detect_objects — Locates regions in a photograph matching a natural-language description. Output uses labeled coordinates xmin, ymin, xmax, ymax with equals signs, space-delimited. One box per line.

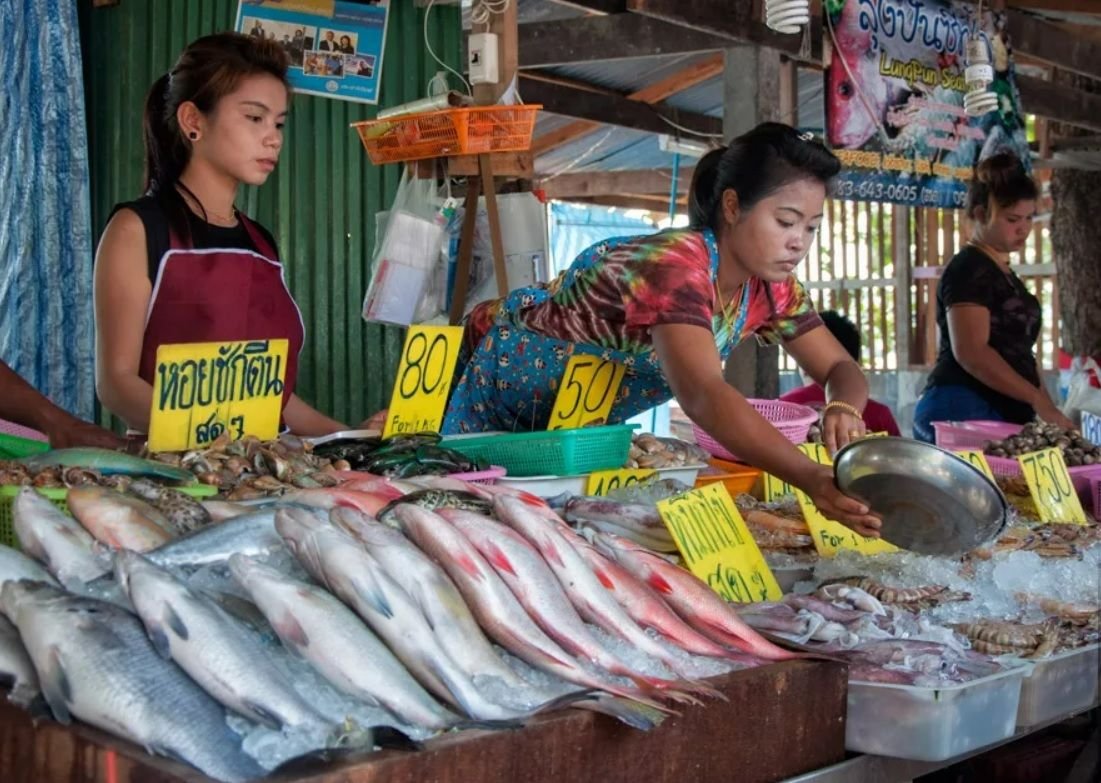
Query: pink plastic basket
xmin=1092 ymin=478 xmax=1100 ymax=517
xmin=448 ymin=466 xmax=507 ymax=485
xmin=691 ymin=399 xmax=818 ymax=462
xmin=932 ymin=420 xmax=1022 ymax=451
xmin=0 ymin=418 xmax=46 ymax=441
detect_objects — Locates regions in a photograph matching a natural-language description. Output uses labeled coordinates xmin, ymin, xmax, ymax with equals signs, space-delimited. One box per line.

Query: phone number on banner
xmin=833 ymin=178 xmax=967 ymax=208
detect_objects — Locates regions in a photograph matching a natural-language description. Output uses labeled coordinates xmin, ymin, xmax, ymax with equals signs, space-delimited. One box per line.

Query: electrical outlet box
xmin=468 ymin=32 xmax=499 ymax=85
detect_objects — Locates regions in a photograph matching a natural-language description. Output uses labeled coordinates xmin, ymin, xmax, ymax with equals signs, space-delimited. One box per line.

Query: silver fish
xmin=115 ymin=550 xmax=330 ymax=732
xmin=276 ymin=508 xmax=524 ymax=723
xmin=0 ymin=544 xmax=57 ymax=587
xmin=128 ymin=479 xmax=213 ymax=535
xmin=1 ymin=580 xmax=263 ymax=783
xmin=229 ymin=554 xmax=461 ymax=731
xmin=12 ymin=487 xmax=107 ymax=586
xmin=0 ymin=613 xmax=38 ymax=706
xmin=145 ymin=507 xmax=285 ymax=568
xmin=20 ymin=448 xmax=194 ymax=483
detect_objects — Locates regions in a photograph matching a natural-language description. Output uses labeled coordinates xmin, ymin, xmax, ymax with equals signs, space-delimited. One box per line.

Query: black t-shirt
xmin=110 ymin=195 xmax=279 ymax=282
xmin=924 ymin=246 xmax=1041 ymax=423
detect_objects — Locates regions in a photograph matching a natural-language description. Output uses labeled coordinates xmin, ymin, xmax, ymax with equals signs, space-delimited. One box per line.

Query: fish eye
xmin=839 ymin=82 xmax=853 ymax=98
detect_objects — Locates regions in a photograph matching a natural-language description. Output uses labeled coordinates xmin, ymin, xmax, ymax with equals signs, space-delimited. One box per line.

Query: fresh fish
xmin=127 ymin=479 xmax=212 ymax=534
xmin=784 ymin=594 xmax=868 ymax=625
xmin=494 ymin=495 xmax=720 ymax=691
xmin=568 ymin=532 xmax=748 ymax=662
xmin=403 ymin=475 xmax=495 ymax=501
xmin=19 ymin=448 xmax=194 ymax=483
xmin=283 ymin=488 xmax=394 ymax=518
xmin=574 ymin=518 xmax=678 ymax=553
xmin=1 ymin=580 xmax=262 ymax=783
xmin=332 ymin=508 xmax=584 ymax=709
xmin=0 ymin=613 xmax=38 ymax=705
xmin=593 ymin=531 xmax=798 ymax=661
xmin=276 ymin=508 xmax=523 ymax=723
xmin=12 ymin=487 xmax=107 ymax=585
xmin=338 ymin=477 xmax=416 ymax=498
xmin=0 ymin=544 xmax=57 ymax=587
xmin=377 ymin=489 xmax=492 ymax=526
xmin=114 ymin=550 xmax=329 ymax=732
xmin=229 ymin=554 xmax=463 ymax=732
xmin=66 ymin=487 xmax=173 ymax=552
xmin=564 ymin=497 xmax=668 ymax=536
xmin=438 ymin=508 xmax=684 ymax=690
xmin=201 ymin=500 xmax=254 ymax=522
xmin=145 ymin=507 xmax=285 ymax=568
xmin=395 ymin=503 xmax=672 ymax=723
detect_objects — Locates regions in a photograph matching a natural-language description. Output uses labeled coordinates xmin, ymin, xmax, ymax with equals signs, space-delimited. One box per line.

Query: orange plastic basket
xmin=352 ymin=105 xmax=541 ymax=164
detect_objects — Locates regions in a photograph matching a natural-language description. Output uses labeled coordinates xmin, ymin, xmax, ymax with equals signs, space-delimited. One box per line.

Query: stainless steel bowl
xmin=833 ymin=438 xmax=1008 ymax=556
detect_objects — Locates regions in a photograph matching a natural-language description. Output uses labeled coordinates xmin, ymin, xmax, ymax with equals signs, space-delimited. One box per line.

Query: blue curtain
xmin=548 ymin=201 xmax=655 ymax=275
xmin=0 ymin=0 xmax=95 ymax=419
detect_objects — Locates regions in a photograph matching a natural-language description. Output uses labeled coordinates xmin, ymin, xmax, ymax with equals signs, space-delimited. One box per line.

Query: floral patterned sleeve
xmin=755 ymin=276 xmax=823 ymax=344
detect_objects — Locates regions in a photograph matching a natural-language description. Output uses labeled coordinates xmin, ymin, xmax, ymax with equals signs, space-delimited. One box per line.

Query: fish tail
xmin=571 ymin=695 xmax=669 ymax=730
xmin=627 ymin=675 xmax=704 ymax=707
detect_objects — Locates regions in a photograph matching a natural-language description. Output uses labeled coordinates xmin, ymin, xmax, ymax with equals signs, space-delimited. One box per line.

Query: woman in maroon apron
xmin=93 ymin=33 xmax=347 ymax=436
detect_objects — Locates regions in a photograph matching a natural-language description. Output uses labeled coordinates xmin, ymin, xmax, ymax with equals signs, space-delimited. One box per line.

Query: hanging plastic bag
xmin=1062 ymin=356 xmax=1101 ymax=425
xmin=362 ymin=165 xmax=449 ymax=326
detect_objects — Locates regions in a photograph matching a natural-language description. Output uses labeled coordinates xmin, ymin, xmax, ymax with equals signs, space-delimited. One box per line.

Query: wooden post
xmin=449 ymin=178 xmax=483 ymax=325
xmin=479 ymin=153 xmax=509 ymax=297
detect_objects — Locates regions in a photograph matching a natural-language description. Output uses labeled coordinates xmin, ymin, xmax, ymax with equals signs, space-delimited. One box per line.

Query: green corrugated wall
xmin=79 ymin=0 xmax=462 ymax=428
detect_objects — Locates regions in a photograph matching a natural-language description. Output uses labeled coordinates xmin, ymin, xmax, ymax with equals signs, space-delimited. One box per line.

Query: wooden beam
xmin=538 ymin=167 xmax=695 ymax=199
xmin=519 ymin=75 xmax=723 ymax=137
xmin=544 ymin=0 xmax=627 ymax=13
xmin=626 ymin=0 xmax=822 ymax=64
xmin=518 ymin=14 xmax=730 ymax=68
xmin=1007 ymin=1 xmax=1101 ymax=12
xmin=532 ymin=54 xmax=724 ymax=157
xmin=571 ymin=195 xmax=686 ymax=212
xmin=1017 ymin=74 xmax=1101 ymax=133
xmin=1007 ymin=10 xmax=1101 ymax=80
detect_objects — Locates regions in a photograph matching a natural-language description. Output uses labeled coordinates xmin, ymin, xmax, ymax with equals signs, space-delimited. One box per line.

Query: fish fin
xmin=201 ymin=589 xmax=267 ymax=632
xmin=351 ymin=574 xmax=394 ymax=620
xmin=572 ymin=696 xmax=667 ymax=731
xmin=541 ymin=540 xmax=564 ymax=568
xmin=163 ymin=605 xmax=189 ymax=641
xmin=454 ymin=553 xmax=484 ymax=580
xmin=41 ymin=647 xmax=73 ymax=725
xmin=591 ymin=567 xmax=615 ymax=591
xmin=275 ymin=610 xmax=310 ymax=651
xmin=646 ymin=573 xmax=674 ymax=595
xmin=242 ymin=699 xmax=287 ymax=730
xmin=484 ymin=544 xmax=516 ymax=577
xmin=147 ymin=623 xmax=173 ymax=659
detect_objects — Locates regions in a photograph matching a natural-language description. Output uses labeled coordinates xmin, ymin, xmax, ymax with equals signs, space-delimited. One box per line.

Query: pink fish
xmin=283 ymin=488 xmax=393 ymax=518
xmin=592 ymin=531 xmax=799 ymax=662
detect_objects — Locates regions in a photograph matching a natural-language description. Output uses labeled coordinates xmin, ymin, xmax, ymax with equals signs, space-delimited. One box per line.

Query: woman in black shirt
xmin=913 ymin=153 xmax=1073 ymax=442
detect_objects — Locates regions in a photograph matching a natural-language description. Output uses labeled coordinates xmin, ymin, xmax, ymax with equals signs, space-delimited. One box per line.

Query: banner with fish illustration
xmin=824 ymin=0 xmax=1030 ymax=209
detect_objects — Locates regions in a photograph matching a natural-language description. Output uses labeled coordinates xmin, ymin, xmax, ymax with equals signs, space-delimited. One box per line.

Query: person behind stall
xmin=0 ymin=360 xmax=125 ymax=450
xmin=913 ymin=153 xmax=1073 ymax=442
xmin=781 ymin=310 xmax=901 ymax=436
xmin=93 ymin=33 xmax=348 ymax=436
xmin=434 ymin=123 xmax=880 ymax=535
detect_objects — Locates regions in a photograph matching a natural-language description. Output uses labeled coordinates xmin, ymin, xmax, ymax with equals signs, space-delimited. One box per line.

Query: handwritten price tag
xmin=586 ymin=468 xmax=656 ymax=497
xmin=1017 ymin=448 xmax=1088 ymax=525
xmin=657 ymin=483 xmax=781 ymax=603
xmin=763 ymin=442 xmax=828 ymax=501
xmin=148 ymin=339 xmax=288 ymax=453
xmin=548 ymin=355 xmax=625 ymax=430
xmin=383 ymin=326 xmax=463 ymax=438
xmin=955 ymin=451 xmax=996 ymax=482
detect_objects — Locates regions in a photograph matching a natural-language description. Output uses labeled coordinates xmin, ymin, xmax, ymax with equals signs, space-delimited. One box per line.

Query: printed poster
xmin=235 ymin=0 xmax=389 ymax=104
xmin=824 ymin=0 xmax=1030 ymax=208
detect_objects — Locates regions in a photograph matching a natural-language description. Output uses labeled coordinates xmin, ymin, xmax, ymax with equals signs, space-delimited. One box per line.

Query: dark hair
xmin=966 ymin=152 xmax=1038 ymax=221
xmin=818 ymin=310 xmax=861 ymax=363
xmin=689 ymin=122 xmax=841 ymax=232
xmin=142 ymin=33 xmax=290 ymax=239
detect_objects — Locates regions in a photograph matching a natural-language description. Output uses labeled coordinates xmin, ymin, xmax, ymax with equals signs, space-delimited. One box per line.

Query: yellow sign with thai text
xmin=956 ymin=451 xmax=996 ymax=482
xmin=586 ymin=468 xmax=656 ymax=497
xmin=1018 ymin=448 xmax=1088 ymax=525
xmin=147 ymin=339 xmax=288 ymax=453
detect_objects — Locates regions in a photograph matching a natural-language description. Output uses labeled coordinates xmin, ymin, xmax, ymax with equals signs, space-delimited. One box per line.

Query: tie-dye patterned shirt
xmin=493 ymin=228 xmax=822 ymax=367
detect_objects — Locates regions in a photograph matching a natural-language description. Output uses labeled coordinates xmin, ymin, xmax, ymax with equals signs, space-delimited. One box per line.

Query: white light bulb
xmin=765 ymin=0 xmax=811 ymax=35
xmin=964 ymin=39 xmax=998 ymax=117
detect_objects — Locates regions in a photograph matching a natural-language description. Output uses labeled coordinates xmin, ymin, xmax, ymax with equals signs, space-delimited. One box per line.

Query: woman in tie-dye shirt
xmin=440 ymin=123 xmax=879 ymax=536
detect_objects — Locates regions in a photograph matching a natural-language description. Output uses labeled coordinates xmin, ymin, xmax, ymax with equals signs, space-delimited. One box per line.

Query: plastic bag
xmin=362 ymin=165 xmax=449 ymax=326
xmin=1062 ymin=356 xmax=1101 ymax=424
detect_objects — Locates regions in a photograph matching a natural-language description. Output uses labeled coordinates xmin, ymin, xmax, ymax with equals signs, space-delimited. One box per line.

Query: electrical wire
xmin=424 ymin=0 xmax=471 ymax=96
xmin=471 ymin=0 xmax=511 ymax=28
xmin=654 ymin=112 xmax=725 ymax=140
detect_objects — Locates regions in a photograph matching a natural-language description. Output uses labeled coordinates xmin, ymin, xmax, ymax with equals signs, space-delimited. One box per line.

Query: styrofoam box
xmin=845 ymin=667 xmax=1025 ymax=761
xmin=496 ymin=465 xmax=701 ymax=499
xmin=1017 ymin=644 xmax=1100 ymax=728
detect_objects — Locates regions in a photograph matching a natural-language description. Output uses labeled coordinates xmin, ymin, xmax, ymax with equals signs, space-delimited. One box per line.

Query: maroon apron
xmin=138 ymin=215 xmax=304 ymax=415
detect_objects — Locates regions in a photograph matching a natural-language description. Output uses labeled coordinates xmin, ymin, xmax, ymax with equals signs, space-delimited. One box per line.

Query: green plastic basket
xmin=0 ymin=433 xmax=51 ymax=460
xmin=441 ymin=425 xmax=636 ymax=477
xmin=0 ymin=484 xmax=219 ymax=549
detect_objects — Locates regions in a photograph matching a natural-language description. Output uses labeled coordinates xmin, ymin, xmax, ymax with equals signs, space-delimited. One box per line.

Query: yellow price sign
xmin=955 ymin=451 xmax=996 ymax=482
xmin=586 ymin=468 xmax=656 ymax=497
xmin=148 ymin=339 xmax=288 ymax=453
xmin=657 ymin=483 xmax=781 ymax=603
xmin=796 ymin=490 xmax=899 ymax=556
xmin=1017 ymin=448 xmax=1088 ymax=525
xmin=764 ymin=442 xmax=829 ymax=500
xmin=383 ymin=326 xmax=463 ymax=438
xmin=548 ymin=355 xmax=625 ymax=430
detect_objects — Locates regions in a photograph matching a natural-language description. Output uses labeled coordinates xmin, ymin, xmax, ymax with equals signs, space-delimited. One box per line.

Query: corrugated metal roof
xmin=550 ymin=53 xmax=718 ymax=94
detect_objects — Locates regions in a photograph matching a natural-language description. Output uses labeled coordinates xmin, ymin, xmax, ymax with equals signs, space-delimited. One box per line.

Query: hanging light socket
xmin=765 ymin=0 xmax=811 ymax=35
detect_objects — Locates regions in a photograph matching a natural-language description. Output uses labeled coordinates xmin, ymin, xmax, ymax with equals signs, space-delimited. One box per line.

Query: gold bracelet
xmin=822 ymin=400 xmax=863 ymax=419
